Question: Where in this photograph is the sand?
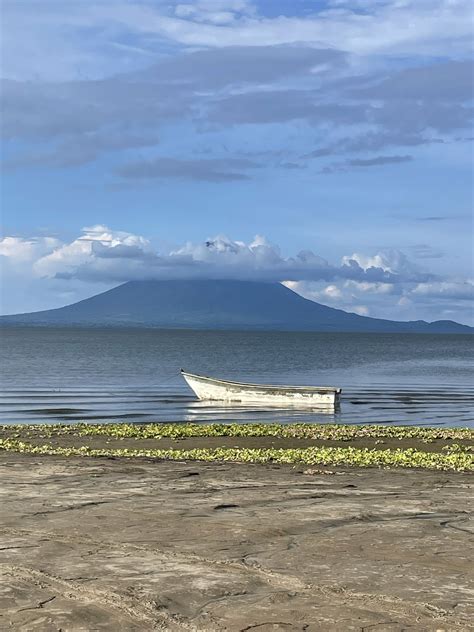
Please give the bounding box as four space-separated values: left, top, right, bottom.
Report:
0 451 473 631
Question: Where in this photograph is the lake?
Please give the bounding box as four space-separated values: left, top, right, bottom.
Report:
1 327 473 427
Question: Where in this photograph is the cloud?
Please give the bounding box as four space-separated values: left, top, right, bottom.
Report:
0 232 112 315
208 92 366 126
31 225 155 279
348 155 413 167
0 75 190 142
2 0 473 85
174 1 255 25
405 244 445 260
1 225 434 286
1 3 472 181
134 45 345 89
322 154 413 173
283 279 399 319
116 157 259 181
416 216 451 222
3 132 162 170
352 305 369 316
297 60 474 160
411 280 474 301
0 235 61 261
350 60 474 102
304 133 444 159
0 234 73 314
345 281 396 295
283 276 474 324
0 45 344 141
2 36 472 174
159 1 472 55
341 249 424 280
207 79 473 136
280 162 306 170
0 44 351 169
369 101 473 135
321 284 342 299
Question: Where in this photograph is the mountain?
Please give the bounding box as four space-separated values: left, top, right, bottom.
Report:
1 280 471 333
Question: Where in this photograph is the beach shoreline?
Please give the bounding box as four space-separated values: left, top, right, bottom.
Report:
1 426 473 630
1 422 472 471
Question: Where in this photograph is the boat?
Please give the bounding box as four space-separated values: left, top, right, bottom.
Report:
181 370 341 407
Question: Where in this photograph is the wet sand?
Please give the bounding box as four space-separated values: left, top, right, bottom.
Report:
1 451 473 631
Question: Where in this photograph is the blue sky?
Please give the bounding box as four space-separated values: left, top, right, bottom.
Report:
1 0 473 324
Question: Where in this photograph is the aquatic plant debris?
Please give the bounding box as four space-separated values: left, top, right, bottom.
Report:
0 438 472 472
2 422 473 441
1 423 472 471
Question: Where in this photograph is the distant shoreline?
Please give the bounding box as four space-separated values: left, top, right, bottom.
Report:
1 322 473 334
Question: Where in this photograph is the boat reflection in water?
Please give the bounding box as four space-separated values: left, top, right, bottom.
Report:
181 370 341 409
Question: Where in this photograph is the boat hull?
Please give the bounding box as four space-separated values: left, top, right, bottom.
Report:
181 371 341 407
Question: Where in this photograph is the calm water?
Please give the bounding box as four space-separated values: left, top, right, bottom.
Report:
1 327 473 427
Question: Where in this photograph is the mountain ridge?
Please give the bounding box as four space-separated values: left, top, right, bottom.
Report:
1 280 471 333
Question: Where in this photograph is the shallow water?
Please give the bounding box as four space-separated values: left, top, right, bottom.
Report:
1 327 473 426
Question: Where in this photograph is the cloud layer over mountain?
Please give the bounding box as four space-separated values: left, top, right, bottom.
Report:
2 225 472 324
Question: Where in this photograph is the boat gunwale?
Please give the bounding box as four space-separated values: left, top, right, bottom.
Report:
181 370 341 394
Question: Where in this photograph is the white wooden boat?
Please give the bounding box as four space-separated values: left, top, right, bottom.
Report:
181 370 341 407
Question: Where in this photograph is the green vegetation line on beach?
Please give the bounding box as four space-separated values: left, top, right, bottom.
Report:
3 422 474 442
0 438 472 471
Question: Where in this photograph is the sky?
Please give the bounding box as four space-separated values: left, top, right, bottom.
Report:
0 0 473 324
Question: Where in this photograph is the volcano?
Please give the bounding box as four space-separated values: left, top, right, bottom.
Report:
1 280 471 333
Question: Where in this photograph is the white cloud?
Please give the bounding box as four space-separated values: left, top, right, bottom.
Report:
171 234 283 267
0 235 61 261
0 233 109 314
323 284 342 299
341 249 419 275
33 225 155 279
284 275 474 324
1 225 433 286
114 0 474 56
2 1 473 82
174 0 254 24
353 305 369 316
411 280 474 301
345 280 394 294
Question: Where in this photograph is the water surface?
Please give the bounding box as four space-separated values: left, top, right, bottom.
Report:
1 327 472 426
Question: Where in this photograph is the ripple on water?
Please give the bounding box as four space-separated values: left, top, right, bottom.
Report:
0 384 472 426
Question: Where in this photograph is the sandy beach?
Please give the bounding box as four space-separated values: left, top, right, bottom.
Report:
1 441 473 631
